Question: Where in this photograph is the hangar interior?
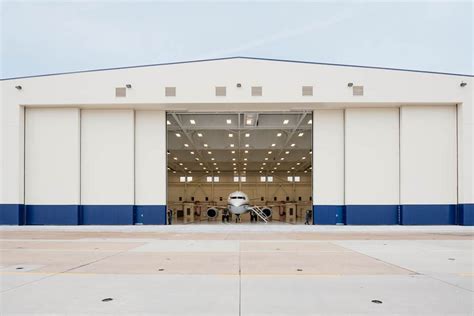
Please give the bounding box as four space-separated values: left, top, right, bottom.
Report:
167 112 313 224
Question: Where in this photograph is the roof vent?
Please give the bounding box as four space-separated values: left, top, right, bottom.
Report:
302 86 313 96
115 87 126 97
251 86 262 96
353 86 364 96
215 86 226 96
165 87 176 97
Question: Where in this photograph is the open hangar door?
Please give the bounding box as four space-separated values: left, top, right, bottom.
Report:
166 112 313 224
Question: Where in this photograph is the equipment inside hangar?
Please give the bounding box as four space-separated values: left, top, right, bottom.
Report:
166 112 313 224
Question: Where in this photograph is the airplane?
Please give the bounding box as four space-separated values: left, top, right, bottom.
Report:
205 191 273 222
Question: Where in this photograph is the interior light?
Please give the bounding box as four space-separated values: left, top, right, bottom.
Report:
268 151 272 154
308 119 312 124
231 150 235 154
167 120 171 125
199 163 203 166
244 158 247 161
190 151 194 155
184 167 188 170
291 167 295 170
246 119 253 125
244 150 248 153
245 133 250 137
195 158 199 161
297 162 301 165
285 151 290 154
243 163 247 166
230 144 234 147
283 119 289 125
179 163 183 165
173 157 178 160
233 163 236 166
211 158 215 161
245 144 249 148
271 144 276 147
302 157 306 160
213 163 217 166
265 157 268 161
208 151 212 154
291 144 295 147
197 133 203 137
184 144 189 147
281 157 284 160
190 119 196 125
262 163 266 165
232 158 236 161
277 133 282 137
277 162 280 165
274 167 277 169
226 119 232 124
229 133 233 138
298 133 304 137
175 133 181 137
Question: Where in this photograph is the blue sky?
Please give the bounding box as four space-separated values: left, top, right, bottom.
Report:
1 1 472 78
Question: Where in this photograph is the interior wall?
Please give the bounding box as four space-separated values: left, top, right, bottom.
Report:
312 110 344 224
80 109 135 224
344 108 400 224
25 108 80 224
400 105 457 224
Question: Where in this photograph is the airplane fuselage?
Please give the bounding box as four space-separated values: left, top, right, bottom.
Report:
227 191 251 215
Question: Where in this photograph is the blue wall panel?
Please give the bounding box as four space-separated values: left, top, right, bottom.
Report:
400 204 456 225
0 204 25 225
26 205 79 225
346 205 398 225
457 204 474 226
313 205 345 225
81 205 134 225
134 205 167 225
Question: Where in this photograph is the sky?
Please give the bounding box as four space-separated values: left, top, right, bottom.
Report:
0 0 472 79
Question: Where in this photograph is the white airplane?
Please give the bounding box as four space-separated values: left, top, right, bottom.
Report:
205 191 272 221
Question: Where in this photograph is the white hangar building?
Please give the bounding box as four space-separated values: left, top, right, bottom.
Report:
0 57 472 226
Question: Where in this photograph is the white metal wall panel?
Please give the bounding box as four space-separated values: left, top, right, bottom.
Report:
25 108 80 204
345 108 399 205
400 105 457 204
313 110 344 205
81 110 134 205
135 111 167 205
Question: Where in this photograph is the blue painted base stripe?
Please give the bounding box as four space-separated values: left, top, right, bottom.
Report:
26 205 79 225
400 204 456 225
313 205 345 225
81 205 134 225
457 204 474 226
346 205 399 225
135 205 167 225
0 204 25 225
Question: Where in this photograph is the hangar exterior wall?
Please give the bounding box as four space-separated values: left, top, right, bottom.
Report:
0 58 472 225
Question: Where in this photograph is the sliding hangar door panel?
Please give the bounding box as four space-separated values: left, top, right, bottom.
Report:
25 108 80 224
312 110 344 224
135 111 167 224
344 108 400 224
400 105 457 224
81 110 134 224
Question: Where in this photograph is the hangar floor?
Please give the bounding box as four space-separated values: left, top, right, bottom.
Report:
1 226 473 315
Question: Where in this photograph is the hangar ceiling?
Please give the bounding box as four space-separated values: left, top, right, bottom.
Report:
167 112 312 175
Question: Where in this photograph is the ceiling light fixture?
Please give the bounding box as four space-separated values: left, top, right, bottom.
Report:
226 119 232 124
277 133 282 137
184 144 189 147
229 133 233 138
308 119 312 124
197 133 203 137
298 132 304 137
291 144 295 147
283 119 289 125
203 144 208 147
175 133 181 137
245 133 250 137
167 120 171 125
190 119 196 125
